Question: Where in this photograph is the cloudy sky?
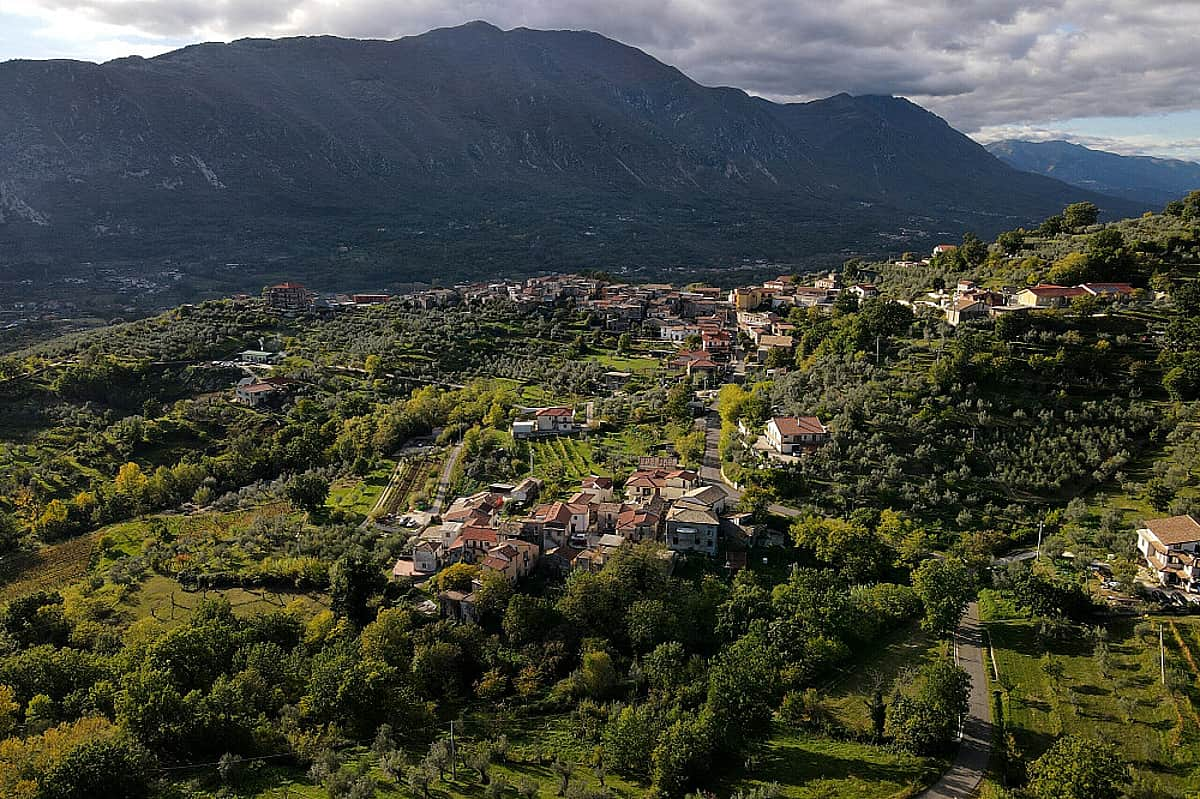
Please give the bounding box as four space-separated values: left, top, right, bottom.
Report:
2 0 1198 160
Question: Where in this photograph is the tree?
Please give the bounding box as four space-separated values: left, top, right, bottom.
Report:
626 599 678 653
884 659 969 756
1037 214 1065 236
114 461 149 497
472 569 514 620
706 631 779 750
736 484 774 523
40 738 152 799
287 470 331 514
552 757 574 796
405 764 431 798
789 515 890 582
911 559 975 638
674 430 706 467
665 380 695 422
1025 736 1128 799
435 562 481 592
1145 478 1175 512
0 685 17 738
996 229 1025 255
329 551 385 626
960 232 987 266
1048 252 1091 285
0 511 22 553
1064 201 1099 230
579 650 618 699
1070 294 1099 319
617 333 632 353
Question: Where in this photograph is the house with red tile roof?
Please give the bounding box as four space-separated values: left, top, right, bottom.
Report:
1137 515 1200 594
1014 284 1088 308
765 416 830 455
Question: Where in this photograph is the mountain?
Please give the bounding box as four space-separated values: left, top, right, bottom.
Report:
987 139 1200 207
0 22 1140 291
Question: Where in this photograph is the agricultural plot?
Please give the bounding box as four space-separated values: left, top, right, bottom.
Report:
982 591 1200 797
131 574 327 626
326 459 398 520
0 531 99 603
822 621 941 734
241 712 644 799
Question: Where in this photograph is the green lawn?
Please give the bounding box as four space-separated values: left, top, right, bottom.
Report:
823 621 942 734
327 459 398 519
130 574 328 626
725 727 941 799
585 352 662 375
981 590 1200 797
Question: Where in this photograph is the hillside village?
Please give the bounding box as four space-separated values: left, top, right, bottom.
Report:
228 239 1185 623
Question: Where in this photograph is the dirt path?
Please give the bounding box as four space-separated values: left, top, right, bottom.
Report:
915 602 993 799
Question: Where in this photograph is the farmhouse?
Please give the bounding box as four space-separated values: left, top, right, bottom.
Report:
1014 284 1087 308
764 416 830 455
1137 515 1200 594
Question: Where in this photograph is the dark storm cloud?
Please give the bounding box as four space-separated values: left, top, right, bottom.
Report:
17 0 1200 133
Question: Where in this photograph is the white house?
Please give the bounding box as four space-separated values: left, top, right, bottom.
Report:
412 540 442 575
535 407 576 434
1137 515 1200 594
765 416 830 455
235 381 279 407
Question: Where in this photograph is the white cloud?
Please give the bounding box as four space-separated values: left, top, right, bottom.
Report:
4 0 1199 155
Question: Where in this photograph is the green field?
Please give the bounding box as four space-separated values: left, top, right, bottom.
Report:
823 621 941 734
725 730 940 799
131 574 328 626
237 713 644 799
585 352 662 375
981 590 1200 797
327 459 398 519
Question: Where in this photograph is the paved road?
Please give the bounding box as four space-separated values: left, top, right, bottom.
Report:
915 602 993 799
432 442 465 513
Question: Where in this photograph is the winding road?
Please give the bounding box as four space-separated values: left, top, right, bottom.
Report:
915 602 993 799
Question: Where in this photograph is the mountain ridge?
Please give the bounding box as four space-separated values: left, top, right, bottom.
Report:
987 139 1200 207
0 23 1141 288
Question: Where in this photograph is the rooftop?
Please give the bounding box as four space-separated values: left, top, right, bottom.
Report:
1142 515 1200 546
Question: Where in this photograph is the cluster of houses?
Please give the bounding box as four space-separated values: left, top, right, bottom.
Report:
392 456 761 622
944 279 1137 326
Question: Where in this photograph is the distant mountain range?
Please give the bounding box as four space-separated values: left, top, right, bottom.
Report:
987 139 1200 207
0 21 1141 288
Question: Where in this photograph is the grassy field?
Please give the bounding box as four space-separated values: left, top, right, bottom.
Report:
822 621 941 734
235 712 644 799
585 352 662 375
326 459 398 519
130 574 327 625
981 589 1200 797
0 531 99 602
724 729 941 799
